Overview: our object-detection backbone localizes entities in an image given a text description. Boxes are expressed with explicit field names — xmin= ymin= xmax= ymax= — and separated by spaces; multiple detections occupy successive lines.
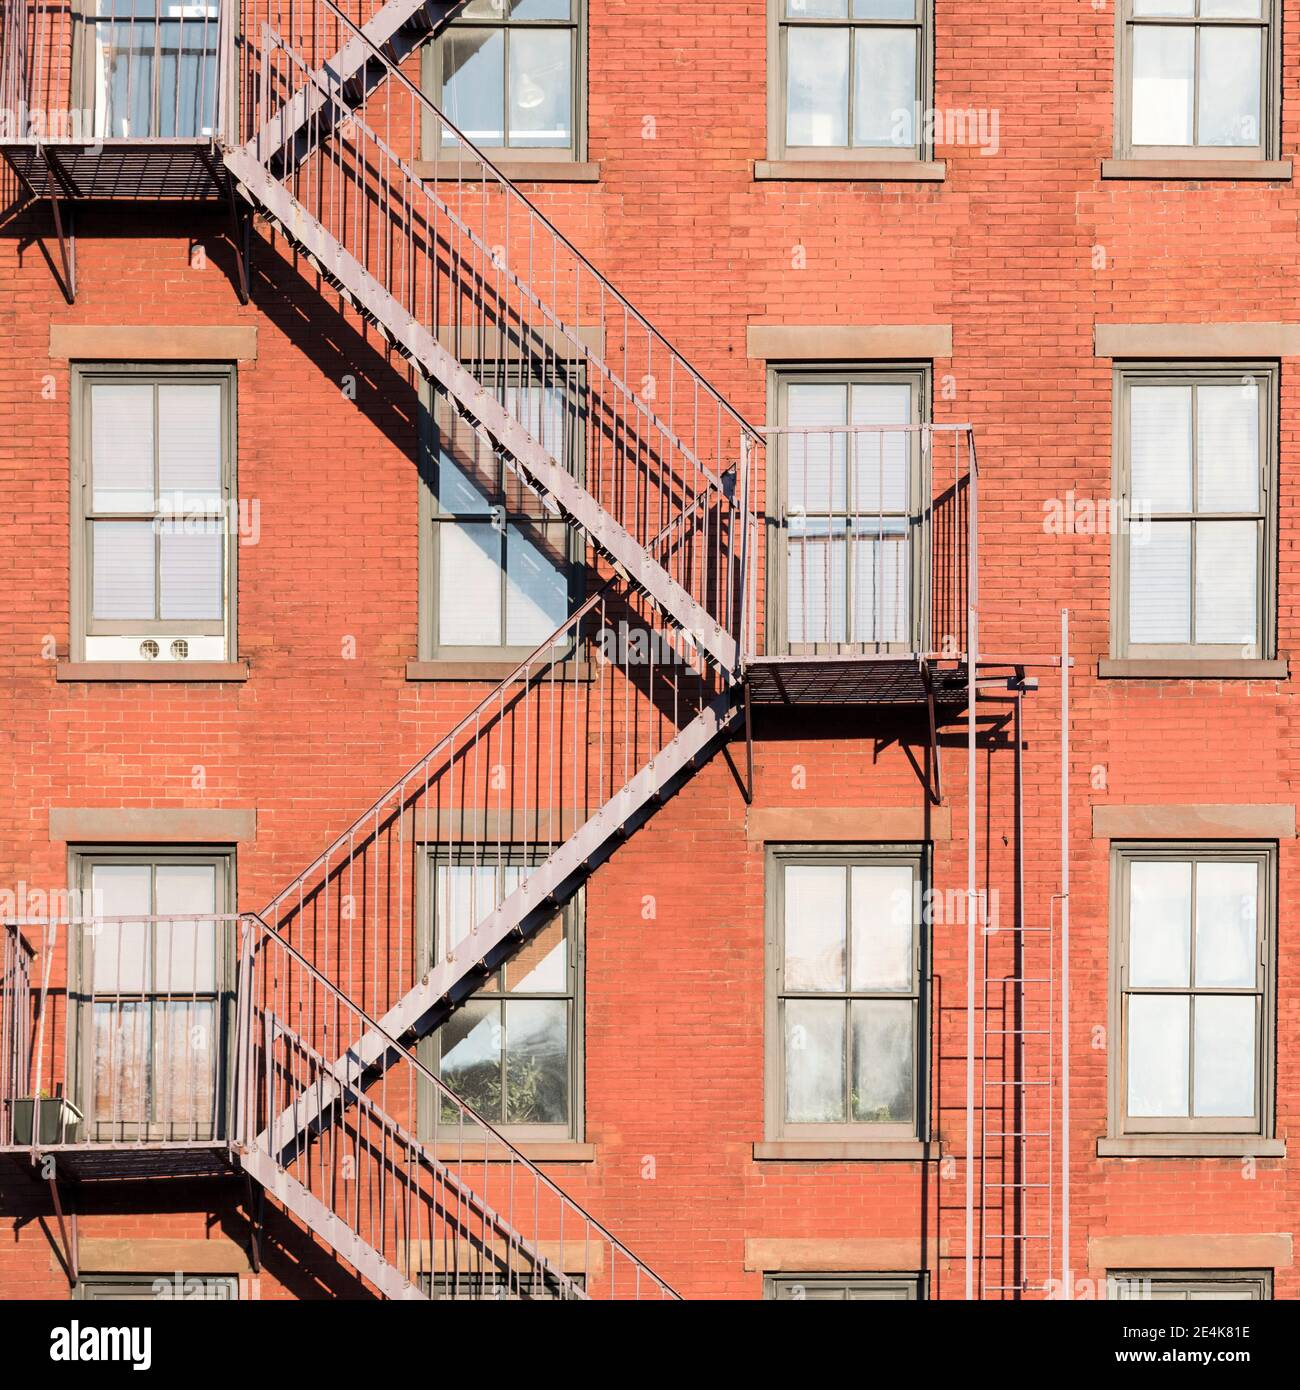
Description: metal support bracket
xmin=244 ymin=1174 xmax=264 ymax=1274
xmin=48 ymin=197 xmax=76 ymax=305
xmin=919 ymin=660 xmax=943 ymax=807
xmin=47 ymin=1175 xmax=78 ymax=1289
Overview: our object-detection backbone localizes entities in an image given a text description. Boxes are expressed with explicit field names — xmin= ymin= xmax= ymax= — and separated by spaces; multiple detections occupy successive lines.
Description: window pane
xmin=503 ymin=383 xmax=567 ymax=464
xmin=1200 ymin=0 xmax=1261 ymax=13
xmin=1195 ymin=861 xmax=1257 ymax=988
xmin=1196 ymin=383 xmax=1259 ymax=511
xmin=785 ymin=999 xmax=846 ymax=1123
xmin=1129 ymin=859 xmax=1191 ymax=987
xmin=508 ymin=27 xmax=571 ymax=148
xmin=90 ymin=864 xmax=151 ymax=993
xmin=786 ymin=0 xmax=849 ymax=16
xmin=1194 ymin=520 xmax=1257 ymax=646
xmin=1133 ymin=0 xmax=1193 ymax=11
xmin=154 ymin=864 xmax=217 ymax=995
xmin=1129 ymin=521 xmax=1191 ymax=644
xmin=787 ymin=27 xmax=850 ymax=146
xmin=850 ymin=524 xmax=910 ymax=643
xmin=503 ymin=999 xmax=568 ymax=1124
xmin=157 ymin=15 xmax=219 ymax=138
xmin=788 ymin=520 xmax=848 ymax=644
xmin=853 ymin=0 xmax=915 ymax=15
xmin=504 ymin=522 xmax=568 ymax=645
xmin=850 ymin=864 xmax=914 ymax=990
xmin=93 ymin=1000 xmax=150 ymax=1126
xmin=850 ymin=999 xmax=914 ymax=1123
xmin=97 ymin=21 xmax=157 ymax=137
xmin=784 ymin=865 xmax=846 ymax=990
xmin=441 ymin=999 xmax=503 ymax=1119
xmin=435 ymin=864 xmax=499 ymax=957
xmin=92 ymin=521 xmax=156 ymax=620
xmin=443 ymin=29 xmax=505 ymax=144
xmin=158 ymin=384 xmax=222 ymax=508
xmin=1193 ymin=995 xmax=1256 ymax=1116
xmin=853 ymin=29 xmax=916 ymax=146
xmin=159 ymin=524 xmax=224 ymax=620
xmin=1132 ymin=26 xmax=1195 ymax=146
xmin=502 ymin=0 xmax=571 ymax=17
xmin=440 ymin=522 xmax=502 ymax=646
xmin=850 ymin=383 xmax=911 ymax=512
xmin=1130 ymin=386 xmax=1192 ymax=513
xmin=787 ymin=383 xmax=848 ymax=511
xmin=91 ymin=383 xmax=154 ymax=511
xmin=436 ymin=424 xmax=496 ymax=513
xmin=1197 ymin=26 xmax=1261 ymax=147
xmin=153 ymin=999 xmax=216 ymax=1130
xmin=1128 ymin=993 xmax=1190 ymax=1117
xmin=508 ymin=915 xmax=567 ymax=991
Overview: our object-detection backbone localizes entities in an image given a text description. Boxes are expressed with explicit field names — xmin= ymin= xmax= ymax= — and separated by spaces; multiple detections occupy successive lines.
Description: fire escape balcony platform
xmin=744 ymin=654 xmax=970 ymax=708
xmin=2 ymin=140 xmax=227 ymax=201
xmin=0 ymin=1141 xmax=237 ymax=1182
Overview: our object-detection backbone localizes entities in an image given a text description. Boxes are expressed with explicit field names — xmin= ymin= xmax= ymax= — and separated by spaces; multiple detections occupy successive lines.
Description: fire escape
xmin=0 ymin=0 xmax=1048 ymax=1299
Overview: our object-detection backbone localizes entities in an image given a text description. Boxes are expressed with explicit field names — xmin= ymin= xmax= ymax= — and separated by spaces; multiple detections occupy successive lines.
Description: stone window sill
xmin=752 ymin=1140 xmax=939 ymax=1161
xmin=1098 ymin=658 xmax=1288 ymax=680
xmin=754 ymin=158 xmax=945 ymax=183
xmin=56 ymin=660 xmax=249 ymax=683
xmin=433 ymin=1141 xmax=595 ymax=1163
xmin=1101 ymin=158 xmax=1292 ymax=182
xmin=1097 ymin=1136 xmax=1285 ymax=1159
xmin=406 ymin=660 xmax=592 ymax=683
xmin=413 ymin=159 xmax=600 ymax=184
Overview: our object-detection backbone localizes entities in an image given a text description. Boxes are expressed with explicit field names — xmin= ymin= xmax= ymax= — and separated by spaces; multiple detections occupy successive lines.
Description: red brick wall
xmin=2 ymin=0 xmax=1298 ymax=1299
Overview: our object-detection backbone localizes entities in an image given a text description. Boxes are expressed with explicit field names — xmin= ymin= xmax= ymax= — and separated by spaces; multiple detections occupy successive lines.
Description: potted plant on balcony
xmin=11 ymin=1088 xmax=83 ymax=1145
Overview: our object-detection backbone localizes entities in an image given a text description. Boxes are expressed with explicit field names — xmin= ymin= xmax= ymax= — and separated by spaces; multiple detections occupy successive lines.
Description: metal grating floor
xmin=0 ymin=1141 xmax=237 ymax=1181
xmin=744 ymin=655 xmax=970 ymax=707
xmin=2 ymin=141 xmax=226 ymax=200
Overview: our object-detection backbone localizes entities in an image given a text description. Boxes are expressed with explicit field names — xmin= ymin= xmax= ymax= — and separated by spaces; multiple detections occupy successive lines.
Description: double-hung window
xmin=1109 ymin=1270 xmax=1271 ymax=1299
xmin=427 ymin=1 xmax=584 ymax=161
xmin=767 ymin=848 xmax=925 ymax=1140
xmin=1114 ymin=365 xmax=1274 ymax=660
xmin=1118 ymin=0 xmax=1278 ymax=160
xmin=765 ymin=1273 xmax=925 ymax=1299
xmin=771 ymin=1 xmax=931 ymax=161
xmin=73 ymin=367 xmax=236 ymax=663
xmin=1112 ymin=845 xmax=1274 ymax=1138
xmin=421 ymin=373 xmax=581 ymax=661
xmin=772 ymin=368 xmax=925 ymax=654
xmin=72 ymin=849 xmax=233 ymax=1143
xmin=419 ymin=856 xmax=582 ymax=1141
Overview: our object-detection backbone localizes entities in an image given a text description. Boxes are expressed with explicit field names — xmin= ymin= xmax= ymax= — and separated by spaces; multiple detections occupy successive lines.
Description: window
xmin=767 ymin=848 xmax=925 ymax=1140
xmin=420 ymin=373 xmax=582 ymax=661
xmin=72 ymin=367 xmax=236 ymax=663
xmin=1117 ymin=0 xmax=1279 ymax=160
xmin=769 ymin=367 xmax=926 ymax=655
xmin=1113 ymin=365 xmax=1275 ymax=660
xmin=80 ymin=0 xmax=222 ymax=139
xmin=426 ymin=0 xmax=585 ymax=161
xmin=770 ymin=0 xmax=932 ymax=161
xmin=1111 ymin=845 xmax=1273 ymax=1138
xmin=76 ymin=1274 xmax=238 ymax=1300
xmin=71 ymin=849 xmax=234 ymax=1142
xmin=419 ymin=1270 xmax=581 ymax=1300
xmin=765 ymin=1273 xmax=925 ymax=1299
xmin=418 ymin=856 xmax=582 ymax=1141
xmin=1108 ymin=1270 xmax=1270 ymax=1300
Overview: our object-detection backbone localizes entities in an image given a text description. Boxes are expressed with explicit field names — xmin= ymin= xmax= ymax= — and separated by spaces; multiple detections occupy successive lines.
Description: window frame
xmin=415 ymin=849 xmax=585 ymax=1144
xmin=764 ymin=1271 xmax=927 ymax=1299
xmin=423 ymin=0 xmax=587 ymax=163
xmin=765 ymin=363 xmax=930 ymax=658
xmin=1107 ymin=1269 xmax=1271 ymax=1300
xmin=66 ymin=845 xmax=237 ymax=1144
xmin=417 ymin=369 xmax=586 ymax=664
xmin=1108 ymin=842 xmax=1275 ymax=1140
xmin=766 ymin=0 xmax=935 ymax=163
xmin=1110 ymin=362 xmax=1277 ymax=662
xmin=70 ymin=362 xmax=238 ymax=661
xmin=1115 ymin=0 xmax=1281 ymax=161
xmin=765 ymin=843 xmax=929 ymax=1143
xmin=75 ymin=1273 xmax=239 ymax=1300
